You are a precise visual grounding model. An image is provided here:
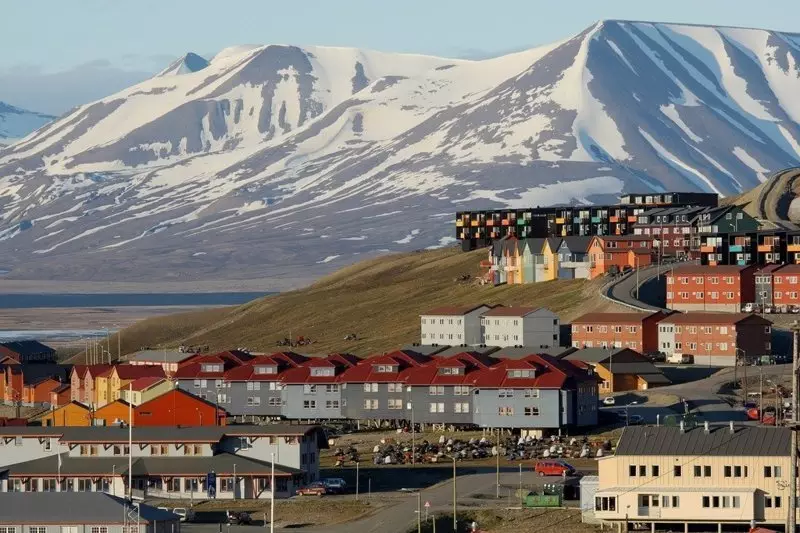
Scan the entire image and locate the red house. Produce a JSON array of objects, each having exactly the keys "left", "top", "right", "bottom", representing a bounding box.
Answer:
[
  {"left": 49, "top": 384, "right": 72, "bottom": 408},
  {"left": 666, "top": 265, "right": 755, "bottom": 312},
  {"left": 134, "top": 388, "right": 227, "bottom": 427}
]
